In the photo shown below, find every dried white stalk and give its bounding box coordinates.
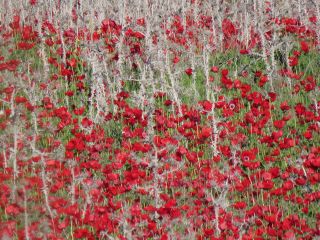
[87,52,109,123]
[70,161,76,205]
[23,187,30,240]
[40,154,54,221]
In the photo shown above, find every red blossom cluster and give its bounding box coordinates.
[0,1,319,239]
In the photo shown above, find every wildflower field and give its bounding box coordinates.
[0,0,319,239]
